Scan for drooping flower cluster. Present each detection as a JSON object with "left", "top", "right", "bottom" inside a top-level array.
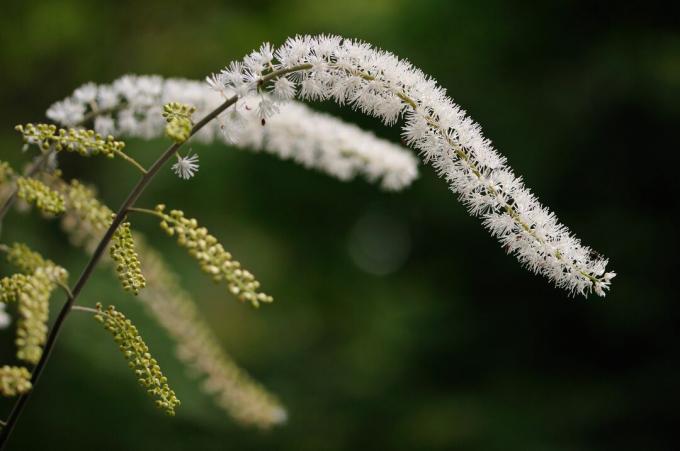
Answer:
[
  {"left": 154, "top": 204, "right": 272, "bottom": 307},
  {"left": 110, "top": 221, "right": 146, "bottom": 295},
  {"left": 0, "top": 243, "right": 67, "bottom": 366},
  {"left": 50, "top": 179, "right": 145, "bottom": 294},
  {"left": 15, "top": 123, "right": 125, "bottom": 158},
  {"left": 0, "top": 269, "right": 55, "bottom": 364},
  {"left": 205, "top": 35, "right": 614, "bottom": 297},
  {"left": 49, "top": 176, "right": 286, "bottom": 427},
  {"left": 16, "top": 177, "right": 65, "bottom": 215},
  {"left": 162, "top": 102, "right": 196, "bottom": 143},
  {"left": 47, "top": 75, "right": 418, "bottom": 190},
  {"left": 0, "top": 366, "right": 32, "bottom": 397},
  {"left": 5, "top": 242, "right": 69, "bottom": 284},
  {"left": 62, "top": 179, "right": 114, "bottom": 243},
  {"left": 93, "top": 303, "right": 180, "bottom": 415},
  {"left": 139, "top": 240, "right": 287, "bottom": 427}
]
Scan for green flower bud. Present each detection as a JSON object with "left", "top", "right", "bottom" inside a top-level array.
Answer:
[{"left": 162, "top": 102, "right": 196, "bottom": 144}]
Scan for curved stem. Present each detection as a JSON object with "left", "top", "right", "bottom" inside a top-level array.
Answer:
[
  {"left": 113, "top": 150, "right": 148, "bottom": 174},
  {"left": 0, "top": 95, "right": 238, "bottom": 449},
  {"left": 71, "top": 305, "right": 101, "bottom": 315},
  {"left": 127, "top": 206, "right": 164, "bottom": 218},
  {"left": 258, "top": 64, "right": 313, "bottom": 86}
]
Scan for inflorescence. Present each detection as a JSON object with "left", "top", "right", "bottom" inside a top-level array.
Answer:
[
  {"left": 47, "top": 75, "right": 418, "bottom": 190},
  {"left": 162, "top": 102, "right": 196, "bottom": 143},
  {"left": 15, "top": 123, "right": 125, "bottom": 158},
  {"left": 154, "top": 204, "right": 272, "bottom": 307},
  {"left": 94, "top": 303, "right": 180, "bottom": 415},
  {"left": 110, "top": 220, "right": 146, "bottom": 295},
  {"left": 203, "top": 35, "right": 615, "bottom": 297},
  {"left": 0, "top": 243, "right": 68, "bottom": 364},
  {"left": 16, "top": 177, "right": 65, "bottom": 215},
  {"left": 1, "top": 269, "right": 56, "bottom": 364},
  {"left": 53, "top": 177, "right": 286, "bottom": 427}
]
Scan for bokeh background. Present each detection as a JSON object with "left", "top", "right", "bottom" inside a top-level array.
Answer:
[{"left": 1, "top": 1, "right": 678, "bottom": 450}]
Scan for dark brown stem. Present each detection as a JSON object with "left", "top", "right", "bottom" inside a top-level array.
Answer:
[{"left": 0, "top": 95, "right": 237, "bottom": 449}]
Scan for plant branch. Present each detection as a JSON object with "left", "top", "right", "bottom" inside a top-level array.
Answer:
[
  {"left": 71, "top": 305, "right": 101, "bottom": 315},
  {"left": 113, "top": 150, "right": 148, "bottom": 174},
  {"left": 0, "top": 95, "right": 238, "bottom": 449}
]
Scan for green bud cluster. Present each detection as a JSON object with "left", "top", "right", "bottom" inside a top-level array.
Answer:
[
  {"left": 16, "top": 177, "right": 66, "bottom": 215},
  {"left": 154, "top": 204, "right": 273, "bottom": 307},
  {"left": 58, "top": 180, "right": 145, "bottom": 294},
  {"left": 0, "top": 160, "right": 15, "bottom": 183},
  {"left": 110, "top": 221, "right": 146, "bottom": 295},
  {"left": 0, "top": 273, "right": 28, "bottom": 304},
  {"left": 162, "top": 102, "right": 196, "bottom": 143},
  {"left": 94, "top": 303, "right": 180, "bottom": 415},
  {"left": 64, "top": 180, "right": 113, "bottom": 232},
  {"left": 53, "top": 174, "right": 286, "bottom": 426},
  {"left": 0, "top": 365, "right": 32, "bottom": 397},
  {"left": 5, "top": 242, "right": 69, "bottom": 285},
  {"left": 15, "top": 123, "right": 125, "bottom": 157},
  {"left": 0, "top": 269, "right": 56, "bottom": 364}
]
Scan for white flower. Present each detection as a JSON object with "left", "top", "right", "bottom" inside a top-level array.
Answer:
[
  {"left": 73, "top": 82, "right": 98, "bottom": 103},
  {"left": 94, "top": 115, "right": 116, "bottom": 136},
  {"left": 172, "top": 153, "right": 199, "bottom": 180},
  {"left": 270, "top": 77, "right": 296, "bottom": 100},
  {"left": 210, "top": 34, "right": 614, "bottom": 297},
  {"left": 47, "top": 74, "right": 418, "bottom": 191}
]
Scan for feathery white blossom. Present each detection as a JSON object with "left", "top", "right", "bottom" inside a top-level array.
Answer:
[
  {"left": 172, "top": 153, "right": 199, "bottom": 180},
  {"left": 204, "top": 35, "right": 614, "bottom": 297},
  {"left": 47, "top": 75, "right": 418, "bottom": 191}
]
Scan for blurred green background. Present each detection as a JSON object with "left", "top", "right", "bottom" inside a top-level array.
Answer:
[{"left": 1, "top": 0, "right": 678, "bottom": 450}]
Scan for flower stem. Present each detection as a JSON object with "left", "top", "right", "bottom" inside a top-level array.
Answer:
[
  {"left": 0, "top": 94, "right": 238, "bottom": 450},
  {"left": 71, "top": 305, "right": 101, "bottom": 315},
  {"left": 113, "top": 150, "right": 148, "bottom": 174},
  {"left": 127, "top": 206, "right": 164, "bottom": 218}
]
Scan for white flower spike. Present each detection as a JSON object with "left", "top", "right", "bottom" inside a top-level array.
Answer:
[
  {"left": 47, "top": 75, "right": 418, "bottom": 190},
  {"left": 207, "top": 34, "right": 614, "bottom": 298}
]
